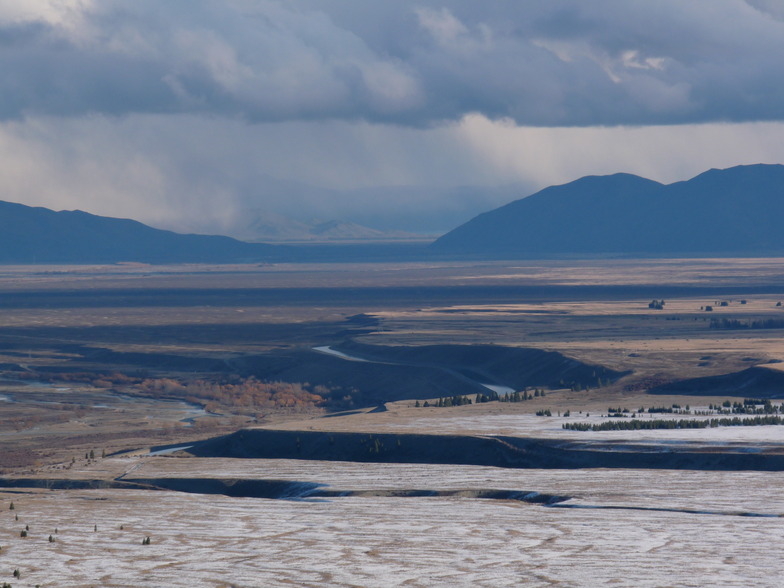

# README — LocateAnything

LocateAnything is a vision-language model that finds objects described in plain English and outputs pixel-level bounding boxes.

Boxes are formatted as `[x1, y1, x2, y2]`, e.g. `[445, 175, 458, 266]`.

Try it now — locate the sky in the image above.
[1, 0, 784, 235]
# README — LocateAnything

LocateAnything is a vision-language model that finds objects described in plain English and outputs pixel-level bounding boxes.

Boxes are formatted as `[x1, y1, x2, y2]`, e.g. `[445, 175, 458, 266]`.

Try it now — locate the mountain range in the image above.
[194, 209, 425, 243]
[0, 200, 276, 263]
[1, 163, 783, 263]
[432, 164, 784, 257]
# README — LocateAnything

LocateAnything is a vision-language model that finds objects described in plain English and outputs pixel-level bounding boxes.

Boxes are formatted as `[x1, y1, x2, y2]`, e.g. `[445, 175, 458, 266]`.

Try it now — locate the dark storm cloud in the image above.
[2, 0, 784, 126]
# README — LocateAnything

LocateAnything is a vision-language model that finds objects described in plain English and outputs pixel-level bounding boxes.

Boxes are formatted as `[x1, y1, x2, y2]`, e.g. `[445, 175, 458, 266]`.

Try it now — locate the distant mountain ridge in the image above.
[432, 164, 784, 257]
[0, 200, 276, 263]
[209, 209, 425, 243]
[6, 163, 784, 264]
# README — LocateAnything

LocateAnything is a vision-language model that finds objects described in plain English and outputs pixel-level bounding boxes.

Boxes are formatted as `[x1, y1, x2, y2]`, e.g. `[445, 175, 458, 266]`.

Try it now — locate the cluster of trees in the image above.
[564, 379, 607, 391]
[476, 390, 499, 403]
[415, 388, 550, 408]
[648, 299, 665, 310]
[645, 404, 690, 414]
[710, 399, 783, 415]
[602, 400, 783, 419]
[415, 395, 473, 408]
[500, 389, 546, 402]
[607, 406, 631, 416]
[563, 414, 784, 431]
[6, 368, 345, 414]
[709, 318, 784, 330]
[645, 406, 673, 414]
[139, 377, 325, 414]
[414, 388, 556, 408]
[359, 434, 394, 454]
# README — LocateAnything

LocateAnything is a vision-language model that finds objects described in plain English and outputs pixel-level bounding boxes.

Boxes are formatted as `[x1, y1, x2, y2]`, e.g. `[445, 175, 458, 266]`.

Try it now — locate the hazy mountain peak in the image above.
[198, 209, 427, 243]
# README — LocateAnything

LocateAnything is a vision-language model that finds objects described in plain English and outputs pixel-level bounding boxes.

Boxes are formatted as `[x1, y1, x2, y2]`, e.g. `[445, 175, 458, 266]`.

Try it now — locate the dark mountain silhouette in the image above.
[431, 164, 784, 257]
[0, 200, 277, 263]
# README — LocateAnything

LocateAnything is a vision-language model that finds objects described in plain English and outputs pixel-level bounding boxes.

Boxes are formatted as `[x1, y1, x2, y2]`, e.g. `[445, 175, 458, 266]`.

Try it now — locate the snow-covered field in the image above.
[2, 457, 784, 587]
[387, 412, 784, 444]
[271, 409, 784, 452]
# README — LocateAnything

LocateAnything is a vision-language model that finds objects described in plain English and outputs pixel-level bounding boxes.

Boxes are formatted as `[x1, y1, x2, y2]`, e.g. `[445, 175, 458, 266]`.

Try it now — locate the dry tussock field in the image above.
[1, 258, 784, 585]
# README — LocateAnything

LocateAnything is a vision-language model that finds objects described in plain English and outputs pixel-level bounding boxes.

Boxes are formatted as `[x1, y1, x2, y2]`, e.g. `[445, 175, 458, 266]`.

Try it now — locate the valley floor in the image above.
[2, 258, 784, 585]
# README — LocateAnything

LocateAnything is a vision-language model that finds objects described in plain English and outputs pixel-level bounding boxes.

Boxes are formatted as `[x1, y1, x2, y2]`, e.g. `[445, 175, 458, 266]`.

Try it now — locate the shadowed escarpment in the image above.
[182, 429, 784, 471]
[332, 341, 628, 391]
[0, 476, 569, 504]
[228, 342, 628, 407]
[2, 328, 628, 408]
[0, 478, 156, 491]
[121, 478, 570, 504]
[232, 349, 487, 404]
[649, 366, 784, 398]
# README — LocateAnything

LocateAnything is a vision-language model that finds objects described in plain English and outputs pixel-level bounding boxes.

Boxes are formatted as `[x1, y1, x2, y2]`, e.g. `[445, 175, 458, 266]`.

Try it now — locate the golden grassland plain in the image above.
[0, 258, 783, 464]
[2, 258, 784, 585]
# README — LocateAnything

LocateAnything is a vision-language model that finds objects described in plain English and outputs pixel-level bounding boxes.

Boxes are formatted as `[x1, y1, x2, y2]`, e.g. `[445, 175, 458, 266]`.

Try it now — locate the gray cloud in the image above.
[0, 113, 536, 234]
[745, 0, 784, 21]
[2, 1, 784, 126]
[2, 1, 784, 239]
[2, 114, 783, 236]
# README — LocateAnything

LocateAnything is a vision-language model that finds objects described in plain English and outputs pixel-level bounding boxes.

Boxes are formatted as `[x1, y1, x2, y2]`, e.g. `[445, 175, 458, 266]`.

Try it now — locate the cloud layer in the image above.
[1, 1, 784, 236]
[3, 0, 784, 126]
[2, 113, 783, 234]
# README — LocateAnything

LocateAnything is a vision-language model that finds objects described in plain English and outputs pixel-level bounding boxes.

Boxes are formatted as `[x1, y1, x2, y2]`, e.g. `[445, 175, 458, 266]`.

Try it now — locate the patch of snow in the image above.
[148, 445, 193, 456]
[313, 346, 369, 362]
[3, 465, 784, 586]
[480, 383, 516, 396]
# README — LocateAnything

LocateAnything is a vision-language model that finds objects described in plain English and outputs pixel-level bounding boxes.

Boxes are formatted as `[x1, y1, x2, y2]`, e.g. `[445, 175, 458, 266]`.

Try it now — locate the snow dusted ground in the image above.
[343, 411, 784, 450]
[2, 457, 784, 587]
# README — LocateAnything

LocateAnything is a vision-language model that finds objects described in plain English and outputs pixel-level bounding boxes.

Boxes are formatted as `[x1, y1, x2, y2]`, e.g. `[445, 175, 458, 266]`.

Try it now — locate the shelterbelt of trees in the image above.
[564, 415, 784, 431]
